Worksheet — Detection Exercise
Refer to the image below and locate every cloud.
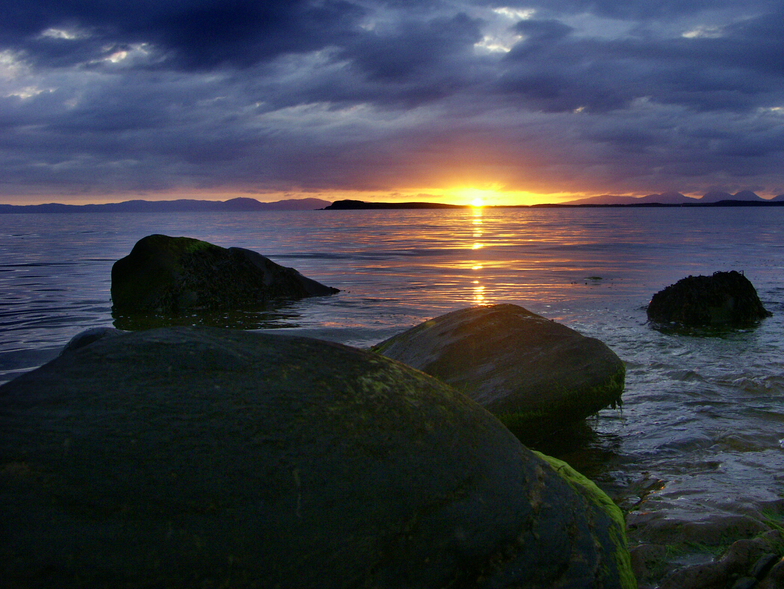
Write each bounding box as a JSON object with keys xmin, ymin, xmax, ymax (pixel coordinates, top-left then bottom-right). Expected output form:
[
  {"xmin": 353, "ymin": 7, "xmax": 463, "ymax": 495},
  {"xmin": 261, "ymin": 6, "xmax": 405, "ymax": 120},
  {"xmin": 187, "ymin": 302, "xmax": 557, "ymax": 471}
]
[
  {"xmin": 0, "ymin": 0, "xmax": 783, "ymax": 202},
  {"xmin": 1, "ymin": 1, "xmax": 370, "ymax": 73}
]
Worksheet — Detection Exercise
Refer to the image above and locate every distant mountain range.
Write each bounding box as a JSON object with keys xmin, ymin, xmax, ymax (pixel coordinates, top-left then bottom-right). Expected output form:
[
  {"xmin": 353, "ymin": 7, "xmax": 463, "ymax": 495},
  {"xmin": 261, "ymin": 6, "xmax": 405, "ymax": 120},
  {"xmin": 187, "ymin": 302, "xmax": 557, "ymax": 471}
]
[
  {"xmin": 0, "ymin": 197, "xmax": 332, "ymax": 214},
  {"xmin": 2, "ymin": 192, "xmax": 783, "ymax": 213},
  {"xmin": 562, "ymin": 190, "xmax": 784, "ymax": 206}
]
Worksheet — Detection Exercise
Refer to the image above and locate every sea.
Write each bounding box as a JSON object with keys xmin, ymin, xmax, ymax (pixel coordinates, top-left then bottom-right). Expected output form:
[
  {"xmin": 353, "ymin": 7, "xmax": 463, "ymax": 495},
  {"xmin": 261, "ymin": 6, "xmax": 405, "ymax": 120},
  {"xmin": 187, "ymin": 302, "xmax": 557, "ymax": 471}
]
[{"xmin": 1, "ymin": 206, "xmax": 783, "ymax": 564}]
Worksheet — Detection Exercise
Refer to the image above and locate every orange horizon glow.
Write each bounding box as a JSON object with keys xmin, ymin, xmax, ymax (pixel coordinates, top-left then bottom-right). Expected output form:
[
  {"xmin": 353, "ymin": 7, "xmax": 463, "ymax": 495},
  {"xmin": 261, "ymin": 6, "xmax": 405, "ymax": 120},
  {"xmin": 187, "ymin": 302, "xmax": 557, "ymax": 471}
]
[
  {"xmin": 0, "ymin": 187, "xmax": 586, "ymax": 207},
  {"xmin": 3, "ymin": 184, "xmax": 758, "ymax": 207}
]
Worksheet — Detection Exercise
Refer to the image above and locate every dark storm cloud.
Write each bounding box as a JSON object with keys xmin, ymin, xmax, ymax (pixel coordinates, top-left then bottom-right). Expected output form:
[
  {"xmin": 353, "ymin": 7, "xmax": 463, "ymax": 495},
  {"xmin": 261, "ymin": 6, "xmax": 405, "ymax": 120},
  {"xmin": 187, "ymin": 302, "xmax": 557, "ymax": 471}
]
[
  {"xmin": 2, "ymin": 0, "xmax": 366, "ymax": 70},
  {"xmin": 498, "ymin": 8, "xmax": 784, "ymax": 114},
  {"xmin": 1, "ymin": 0, "xmax": 783, "ymax": 201},
  {"xmin": 341, "ymin": 13, "xmax": 481, "ymax": 82}
]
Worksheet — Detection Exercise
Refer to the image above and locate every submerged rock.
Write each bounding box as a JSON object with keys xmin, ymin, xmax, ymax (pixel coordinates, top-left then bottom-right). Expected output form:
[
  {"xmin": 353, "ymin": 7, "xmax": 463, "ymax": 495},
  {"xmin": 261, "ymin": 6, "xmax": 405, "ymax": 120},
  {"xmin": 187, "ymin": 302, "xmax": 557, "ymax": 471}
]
[
  {"xmin": 0, "ymin": 326, "xmax": 633, "ymax": 589},
  {"xmin": 373, "ymin": 304, "xmax": 625, "ymax": 438},
  {"xmin": 111, "ymin": 234, "xmax": 338, "ymax": 314},
  {"xmin": 647, "ymin": 271, "xmax": 771, "ymax": 330}
]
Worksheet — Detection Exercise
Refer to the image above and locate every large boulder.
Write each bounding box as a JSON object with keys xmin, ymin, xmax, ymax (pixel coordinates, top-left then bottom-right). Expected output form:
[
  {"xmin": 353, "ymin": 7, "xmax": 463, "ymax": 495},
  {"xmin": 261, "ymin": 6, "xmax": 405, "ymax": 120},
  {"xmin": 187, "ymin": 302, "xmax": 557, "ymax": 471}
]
[
  {"xmin": 373, "ymin": 304, "xmax": 626, "ymax": 437},
  {"xmin": 647, "ymin": 271, "xmax": 771, "ymax": 329},
  {"xmin": 0, "ymin": 327, "xmax": 634, "ymax": 589},
  {"xmin": 111, "ymin": 234, "xmax": 338, "ymax": 314}
]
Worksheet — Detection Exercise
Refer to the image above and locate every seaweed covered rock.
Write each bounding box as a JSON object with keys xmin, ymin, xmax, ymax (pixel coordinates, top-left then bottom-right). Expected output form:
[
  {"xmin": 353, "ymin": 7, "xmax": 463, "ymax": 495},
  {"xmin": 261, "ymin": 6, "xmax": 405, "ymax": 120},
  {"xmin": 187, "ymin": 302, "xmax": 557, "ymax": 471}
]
[
  {"xmin": 111, "ymin": 234, "xmax": 338, "ymax": 314},
  {"xmin": 0, "ymin": 327, "xmax": 634, "ymax": 589},
  {"xmin": 647, "ymin": 271, "xmax": 771, "ymax": 330},
  {"xmin": 374, "ymin": 304, "xmax": 626, "ymax": 437}
]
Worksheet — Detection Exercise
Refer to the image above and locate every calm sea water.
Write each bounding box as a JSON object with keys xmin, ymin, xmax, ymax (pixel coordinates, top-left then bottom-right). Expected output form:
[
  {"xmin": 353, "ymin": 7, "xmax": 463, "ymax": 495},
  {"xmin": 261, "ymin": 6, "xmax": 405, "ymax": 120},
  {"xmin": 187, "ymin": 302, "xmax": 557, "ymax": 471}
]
[{"xmin": 2, "ymin": 206, "xmax": 783, "ymax": 557}]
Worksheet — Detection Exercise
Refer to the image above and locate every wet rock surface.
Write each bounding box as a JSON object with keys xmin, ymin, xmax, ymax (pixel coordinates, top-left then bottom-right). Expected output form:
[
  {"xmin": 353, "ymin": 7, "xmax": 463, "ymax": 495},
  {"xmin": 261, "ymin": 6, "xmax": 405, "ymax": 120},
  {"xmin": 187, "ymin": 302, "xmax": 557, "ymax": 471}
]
[
  {"xmin": 110, "ymin": 234, "xmax": 338, "ymax": 315},
  {"xmin": 626, "ymin": 514, "xmax": 784, "ymax": 589},
  {"xmin": 638, "ymin": 531, "xmax": 784, "ymax": 589},
  {"xmin": 59, "ymin": 326, "xmax": 124, "ymax": 355},
  {"xmin": 0, "ymin": 326, "xmax": 633, "ymax": 589},
  {"xmin": 374, "ymin": 304, "xmax": 626, "ymax": 438},
  {"xmin": 647, "ymin": 271, "xmax": 771, "ymax": 330}
]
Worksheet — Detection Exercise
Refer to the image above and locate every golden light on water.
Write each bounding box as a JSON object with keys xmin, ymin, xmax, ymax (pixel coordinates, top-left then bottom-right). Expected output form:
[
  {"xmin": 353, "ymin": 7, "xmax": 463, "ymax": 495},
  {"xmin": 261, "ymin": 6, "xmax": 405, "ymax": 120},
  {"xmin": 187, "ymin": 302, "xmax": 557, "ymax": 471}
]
[
  {"xmin": 473, "ymin": 282, "xmax": 485, "ymax": 304},
  {"xmin": 468, "ymin": 205, "xmax": 488, "ymax": 305}
]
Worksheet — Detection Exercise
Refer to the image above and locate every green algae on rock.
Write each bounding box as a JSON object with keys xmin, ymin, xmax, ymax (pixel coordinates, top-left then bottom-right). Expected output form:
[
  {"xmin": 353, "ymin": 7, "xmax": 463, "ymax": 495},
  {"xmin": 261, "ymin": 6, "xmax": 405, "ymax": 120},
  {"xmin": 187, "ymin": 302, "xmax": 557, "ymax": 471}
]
[
  {"xmin": 1, "ymin": 326, "xmax": 632, "ymax": 589},
  {"xmin": 534, "ymin": 451, "xmax": 637, "ymax": 589},
  {"xmin": 110, "ymin": 234, "xmax": 338, "ymax": 315},
  {"xmin": 374, "ymin": 304, "xmax": 626, "ymax": 439}
]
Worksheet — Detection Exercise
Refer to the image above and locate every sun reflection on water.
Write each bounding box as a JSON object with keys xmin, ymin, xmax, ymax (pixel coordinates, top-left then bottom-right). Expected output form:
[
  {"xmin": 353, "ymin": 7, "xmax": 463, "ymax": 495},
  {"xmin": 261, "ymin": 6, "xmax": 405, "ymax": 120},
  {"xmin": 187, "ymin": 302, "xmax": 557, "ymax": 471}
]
[
  {"xmin": 473, "ymin": 281, "xmax": 485, "ymax": 304},
  {"xmin": 469, "ymin": 206, "xmax": 488, "ymax": 305}
]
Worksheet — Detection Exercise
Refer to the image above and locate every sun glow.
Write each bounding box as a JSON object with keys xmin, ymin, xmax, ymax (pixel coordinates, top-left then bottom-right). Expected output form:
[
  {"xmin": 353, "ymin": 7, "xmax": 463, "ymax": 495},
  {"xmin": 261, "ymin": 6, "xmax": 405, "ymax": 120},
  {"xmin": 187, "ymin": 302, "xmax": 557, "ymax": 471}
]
[
  {"xmin": 454, "ymin": 187, "xmax": 500, "ymax": 207},
  {"xmin": 439, "ymin": 186, "xmax": 583, "ymax": 207}
]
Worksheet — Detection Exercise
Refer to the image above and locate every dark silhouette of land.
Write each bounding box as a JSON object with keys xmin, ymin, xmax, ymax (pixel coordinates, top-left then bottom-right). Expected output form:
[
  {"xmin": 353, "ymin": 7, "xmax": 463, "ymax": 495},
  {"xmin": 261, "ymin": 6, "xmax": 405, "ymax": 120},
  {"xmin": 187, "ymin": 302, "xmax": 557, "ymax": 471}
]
[
  {"xmin": 557, "ymin": 190, "xmax": 783, "ymax": 206},
  {"xmin": 324, "ymin": 199, "xmax": 465, "ymax": 210},
  {"xmin": 327, "ymin": 191, "xmax": 784, "ymax": 209},
  {"xmin": 3, "ymin": 192, "xmax": 783, "ymax": 213},
  {"xmin": 0, "ymin": 197, "xmax": 330, "ymax": 214}
]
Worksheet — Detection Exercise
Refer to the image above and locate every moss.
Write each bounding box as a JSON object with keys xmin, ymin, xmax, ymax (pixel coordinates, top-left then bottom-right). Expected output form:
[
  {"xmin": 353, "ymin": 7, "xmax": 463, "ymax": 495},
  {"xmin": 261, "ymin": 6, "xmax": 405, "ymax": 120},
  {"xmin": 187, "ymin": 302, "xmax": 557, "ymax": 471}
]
[
  {"xmin": 370, "ymin": 319, "xmax": 437, "ymax": 355},
  {"xmin": 761, "ymin": 509, "xmax": 784, "ymax": 537},
  {"xmin": 143, "ymin": 234, "xmax": 218, "ymax": 256},
  {"xmin": 533, "ymin": 451, "xmax": 637, "ymax": 589}
]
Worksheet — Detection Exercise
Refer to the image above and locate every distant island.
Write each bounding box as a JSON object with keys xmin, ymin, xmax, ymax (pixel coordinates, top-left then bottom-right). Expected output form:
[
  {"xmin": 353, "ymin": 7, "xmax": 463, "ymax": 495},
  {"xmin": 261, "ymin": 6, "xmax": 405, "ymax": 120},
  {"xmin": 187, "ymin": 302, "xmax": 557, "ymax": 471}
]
[
  {"xmin": 324, "ymin": 199, "xmax": 466, "ymax": 210},
  {"xmin": 0, "ymin": 197, "xmax": 331, "ymax": 214},
  {"xmin": 2, "ymin": 191, "xmax": 784, "ymax": 213}
]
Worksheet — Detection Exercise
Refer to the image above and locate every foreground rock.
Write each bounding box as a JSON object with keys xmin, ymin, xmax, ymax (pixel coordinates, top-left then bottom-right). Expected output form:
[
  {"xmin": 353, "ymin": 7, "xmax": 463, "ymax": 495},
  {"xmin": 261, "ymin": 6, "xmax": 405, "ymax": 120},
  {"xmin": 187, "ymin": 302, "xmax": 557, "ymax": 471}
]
[
  {"xmin": 0, "ymin": 327, "xmax": 634, "ymax": 589},
  {"xmin": 374, "ymin": 304, "xmax": 625, "ymax": 437},
  {"xmin": 647, "ymin": 271, "xmax": 771, "ymax": 330},
  {"xmin": 111, "ymin": 234, "xmax": 338, "ymax": 314}
]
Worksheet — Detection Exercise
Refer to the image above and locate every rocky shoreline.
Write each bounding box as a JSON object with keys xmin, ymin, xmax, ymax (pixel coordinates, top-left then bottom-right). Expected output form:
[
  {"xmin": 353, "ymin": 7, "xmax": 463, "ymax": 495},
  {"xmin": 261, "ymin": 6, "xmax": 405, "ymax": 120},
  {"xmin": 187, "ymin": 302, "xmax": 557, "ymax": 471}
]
[
  {"xmin": 1, "ymin": 235, "xmax": 780, "ymax": 588},
  {"xmin": 1, "ymin": 326, "xmax": 634, "ymax": 588}
]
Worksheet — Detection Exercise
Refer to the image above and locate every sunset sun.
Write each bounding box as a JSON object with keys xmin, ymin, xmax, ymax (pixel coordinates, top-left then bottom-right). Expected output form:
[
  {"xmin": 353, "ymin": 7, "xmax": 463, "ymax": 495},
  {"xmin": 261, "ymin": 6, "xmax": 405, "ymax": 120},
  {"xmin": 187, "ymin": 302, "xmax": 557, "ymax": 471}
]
[{"xmin": 455, "ymin": 187, "xmax": 499, "ymax": 207}]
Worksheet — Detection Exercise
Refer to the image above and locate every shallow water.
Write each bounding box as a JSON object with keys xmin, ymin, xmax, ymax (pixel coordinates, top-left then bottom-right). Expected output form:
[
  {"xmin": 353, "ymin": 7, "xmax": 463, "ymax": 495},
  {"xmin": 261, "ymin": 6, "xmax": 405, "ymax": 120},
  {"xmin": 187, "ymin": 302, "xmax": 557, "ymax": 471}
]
[{"xmin": 1, "ymin": 206, "xmax": 783, "ymax": 563}]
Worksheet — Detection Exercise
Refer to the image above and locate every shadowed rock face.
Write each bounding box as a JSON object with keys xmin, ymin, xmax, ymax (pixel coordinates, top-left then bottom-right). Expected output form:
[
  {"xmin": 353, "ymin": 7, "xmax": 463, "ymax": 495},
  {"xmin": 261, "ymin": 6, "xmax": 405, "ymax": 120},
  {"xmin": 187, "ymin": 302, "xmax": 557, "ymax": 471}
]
[
  {"xmin": 374, "ymin": 304, "xmax": 626, "ymax": 438},
  {"xmin": 110, "ymin": 234, "xmax": 338, "ymax": 314},
  {"xmin": 0, "ymin": 327, "xmax": 633, "ymax": 589},
  {"xmin": 647, "ymin": 271, "xmax": 771, "ymax": 330}
]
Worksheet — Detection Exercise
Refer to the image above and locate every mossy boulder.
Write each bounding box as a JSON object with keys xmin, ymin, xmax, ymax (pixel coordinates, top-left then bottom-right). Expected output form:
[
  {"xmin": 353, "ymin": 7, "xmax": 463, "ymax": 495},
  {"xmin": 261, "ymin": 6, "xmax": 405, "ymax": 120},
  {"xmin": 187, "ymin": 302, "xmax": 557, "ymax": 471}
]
[
  {"xmin": 0, "ymin": 326, "xmax": 633, "ymax": 589},
  {"xmin": 110, "ymin": 234, "xmax": 338, "ymax": 314},
  {"xmin": 647, "ymin": 271, "xmax": 771, "ymax": 330},
  {"xmin": 373, "ymin": 304, "xmax": 626, "ymax": 438}
]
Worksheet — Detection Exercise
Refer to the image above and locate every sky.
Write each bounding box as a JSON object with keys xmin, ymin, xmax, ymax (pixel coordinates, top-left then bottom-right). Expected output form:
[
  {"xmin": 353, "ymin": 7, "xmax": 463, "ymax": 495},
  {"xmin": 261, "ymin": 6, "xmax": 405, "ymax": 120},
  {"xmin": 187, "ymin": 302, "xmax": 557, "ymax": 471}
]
[{"xmin": 1, "ymin": 0, "xmax": 783, "ymax": 206}]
